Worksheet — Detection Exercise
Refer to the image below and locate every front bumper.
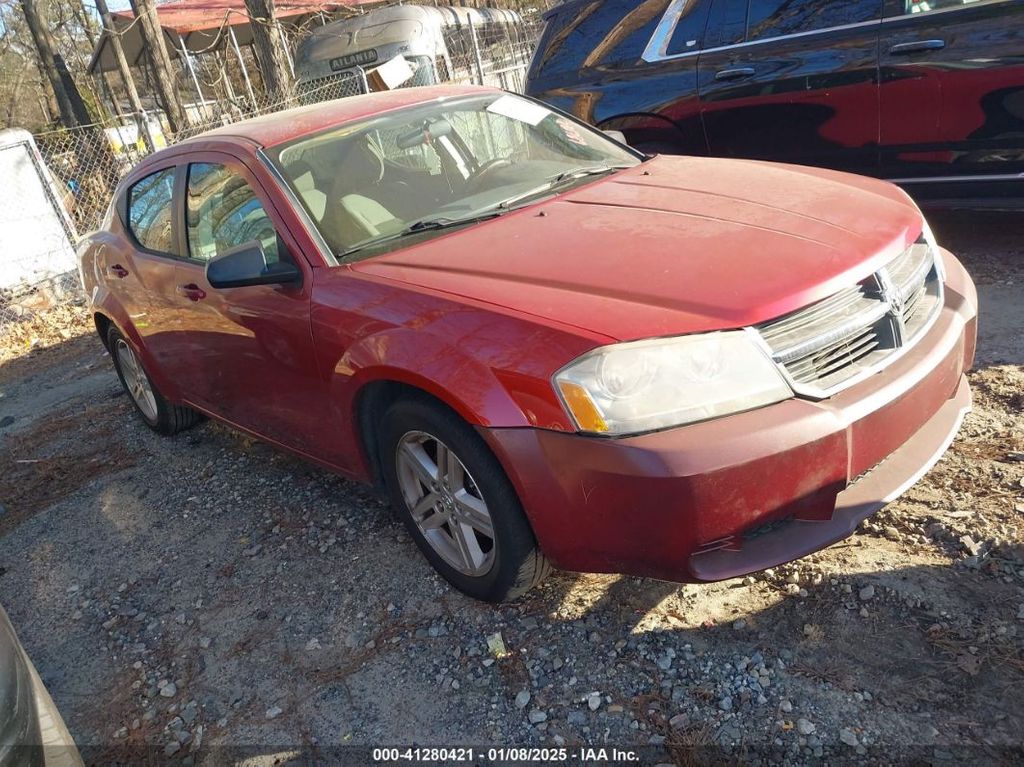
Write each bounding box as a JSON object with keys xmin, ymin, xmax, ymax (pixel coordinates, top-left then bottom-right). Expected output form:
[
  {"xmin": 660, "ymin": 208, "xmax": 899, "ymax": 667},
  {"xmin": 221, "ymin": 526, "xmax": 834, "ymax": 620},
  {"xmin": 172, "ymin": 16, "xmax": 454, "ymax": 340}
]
[{"xmin": 482, "ymin": 250, "xmax": 978, "ymax": 582}]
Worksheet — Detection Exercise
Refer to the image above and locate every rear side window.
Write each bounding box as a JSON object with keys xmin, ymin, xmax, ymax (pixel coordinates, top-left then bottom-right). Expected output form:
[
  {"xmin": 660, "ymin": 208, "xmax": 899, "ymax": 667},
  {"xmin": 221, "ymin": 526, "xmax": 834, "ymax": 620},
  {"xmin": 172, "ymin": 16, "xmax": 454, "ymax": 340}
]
[
  {"xmin": 664, "ymin": 0, "xmax": 714, "ymax": 56},
  {"xmin": 530, "ymin": 0, "xmax": 674, "ymax": 80},
  {"xmin": 747, "ymin": 0, "xmax": 882, "ymax": 41},
  {"xmin": 127, "ymin": 168, "xmax": 176, "ymax": 254}
]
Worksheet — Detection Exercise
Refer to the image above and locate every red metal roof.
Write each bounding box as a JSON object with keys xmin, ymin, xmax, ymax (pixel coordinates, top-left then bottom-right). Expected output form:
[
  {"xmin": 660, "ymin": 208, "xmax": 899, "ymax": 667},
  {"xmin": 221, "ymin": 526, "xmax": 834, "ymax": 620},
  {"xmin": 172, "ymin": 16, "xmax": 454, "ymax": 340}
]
[{"xmin": 111, "ymin": 0, "xmax": 377, "ymax": 36}]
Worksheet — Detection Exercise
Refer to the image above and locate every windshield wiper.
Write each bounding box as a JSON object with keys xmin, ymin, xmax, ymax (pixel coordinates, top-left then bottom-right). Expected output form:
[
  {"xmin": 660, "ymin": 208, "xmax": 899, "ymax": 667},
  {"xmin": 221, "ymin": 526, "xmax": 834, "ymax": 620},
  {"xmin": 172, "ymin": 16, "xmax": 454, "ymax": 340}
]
[
  {"xmin": 337, "ymin": 166, "xmax": 633, "ymax": 258},
  {"xmin": 549, "ymin": 164, "xmax": 631, "ymax": 185},
  {"xmin": 338, "ymin": 211, "xmax": 504, "ymax": 259},
  {"xmin": 492, "ymin": 164, "xmax": 632, "ymax": 210}
]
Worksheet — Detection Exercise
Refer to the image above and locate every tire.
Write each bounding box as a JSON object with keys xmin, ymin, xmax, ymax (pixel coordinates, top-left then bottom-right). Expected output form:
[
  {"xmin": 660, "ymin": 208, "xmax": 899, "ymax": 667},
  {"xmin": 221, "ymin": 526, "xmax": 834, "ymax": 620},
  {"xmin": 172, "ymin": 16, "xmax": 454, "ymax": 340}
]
[
  {"xmin": 107, "ymin": 326, "xmax": 203, "ymax": 436},
  {"xmin": 379, "ymin": 396, "xmax": 551, "ymax": 602}
]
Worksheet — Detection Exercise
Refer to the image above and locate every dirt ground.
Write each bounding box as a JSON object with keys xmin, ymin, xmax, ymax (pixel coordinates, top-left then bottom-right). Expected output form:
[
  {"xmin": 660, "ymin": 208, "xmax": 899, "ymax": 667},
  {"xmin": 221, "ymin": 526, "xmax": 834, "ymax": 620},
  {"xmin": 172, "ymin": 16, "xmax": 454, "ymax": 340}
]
[{"xmin": 0, "ymin": 210, "xmax": 1022, "ymax": 764}]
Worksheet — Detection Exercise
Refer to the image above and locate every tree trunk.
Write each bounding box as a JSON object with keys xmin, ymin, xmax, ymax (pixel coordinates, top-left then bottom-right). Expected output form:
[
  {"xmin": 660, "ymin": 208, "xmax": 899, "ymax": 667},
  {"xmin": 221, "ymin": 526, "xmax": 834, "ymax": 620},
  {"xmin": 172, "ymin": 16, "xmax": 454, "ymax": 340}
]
[
  {"xmin": 244, "ymin": 0, "xmax": 294, "ymax": 104},
  {"xmin": 73, "ymin": 0, "xmax": 99, "ymax": 47},
  {"xmin": 128, "ymin": 0, "xmax": 188, "ymax": 133},
  {"xmin": 95, "ymin": 0, "xmax": 153, "ymax": 150},
  {"xmin": 19, "ymin": 0, "xmax": 79, "ymax": 127},
  {"xmin": 55, "ymin": 54, "xmax": 93, "ymax": 124}
]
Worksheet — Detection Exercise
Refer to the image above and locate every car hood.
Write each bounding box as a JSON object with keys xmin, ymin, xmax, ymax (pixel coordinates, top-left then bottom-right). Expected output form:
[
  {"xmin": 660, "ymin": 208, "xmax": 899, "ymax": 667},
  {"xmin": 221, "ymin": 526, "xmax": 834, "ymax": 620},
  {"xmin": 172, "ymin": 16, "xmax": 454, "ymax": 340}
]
[{"xmin": 352, "ymin": 156, "xmax": 924, "ymax": 341}]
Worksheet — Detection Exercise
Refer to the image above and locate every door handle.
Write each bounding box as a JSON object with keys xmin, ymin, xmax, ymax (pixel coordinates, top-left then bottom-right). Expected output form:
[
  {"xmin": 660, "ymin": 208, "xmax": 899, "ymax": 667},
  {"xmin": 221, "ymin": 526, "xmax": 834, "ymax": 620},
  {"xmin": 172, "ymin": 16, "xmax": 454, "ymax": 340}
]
[
  {"xmin": 108, "ymin": 264, "xmax": 129, "ymax": 279},
  {"xmin": 714, "ymin": 67, "xmax": 755, "ymax": 81},
  {"xmin": 176, "ymin": 283, "xmax": 207, "ymax": 302},
  {"xmin": 889, "ymin": 39, "xmax": 945, "ymax": 55}
]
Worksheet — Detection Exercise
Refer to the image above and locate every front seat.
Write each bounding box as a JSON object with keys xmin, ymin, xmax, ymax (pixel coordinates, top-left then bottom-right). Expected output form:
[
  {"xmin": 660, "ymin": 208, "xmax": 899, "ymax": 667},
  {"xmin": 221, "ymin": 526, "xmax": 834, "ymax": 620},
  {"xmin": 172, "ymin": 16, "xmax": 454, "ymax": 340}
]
[
  {"xmin": 285, "ymin": 160, "xmax": 327, "ymax": 223},
  {"xmin": 325, "ymin": 140, "xmax": 403, "ymax": 250}
]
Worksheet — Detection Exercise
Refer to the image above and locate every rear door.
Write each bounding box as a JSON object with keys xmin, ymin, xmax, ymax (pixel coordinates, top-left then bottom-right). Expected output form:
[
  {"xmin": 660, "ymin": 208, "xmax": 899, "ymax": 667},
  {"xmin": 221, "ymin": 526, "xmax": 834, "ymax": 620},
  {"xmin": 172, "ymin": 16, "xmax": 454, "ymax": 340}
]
[
  {"xmin": 879, "ymin": 0, "xmax": 1024, "ymax": 181},
  {"xmin": 172, "ymin": 154, "xmax": 344, "ymax": 462},
  {"xmin": 117, "ymin": 165, "xmax": 191, "ymax": 386},
  {"xmin": 697, "ymin": 0, "xmax": 883, "ymax": 174}
]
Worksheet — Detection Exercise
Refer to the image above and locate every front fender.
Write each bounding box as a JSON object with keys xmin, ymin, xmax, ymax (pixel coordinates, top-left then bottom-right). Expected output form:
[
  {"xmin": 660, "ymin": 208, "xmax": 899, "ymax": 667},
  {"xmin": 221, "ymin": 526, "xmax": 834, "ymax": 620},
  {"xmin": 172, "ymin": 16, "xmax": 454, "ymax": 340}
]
[{"xmin": 334, "ymin": 326, "xmax": 535, "ymax": 429}]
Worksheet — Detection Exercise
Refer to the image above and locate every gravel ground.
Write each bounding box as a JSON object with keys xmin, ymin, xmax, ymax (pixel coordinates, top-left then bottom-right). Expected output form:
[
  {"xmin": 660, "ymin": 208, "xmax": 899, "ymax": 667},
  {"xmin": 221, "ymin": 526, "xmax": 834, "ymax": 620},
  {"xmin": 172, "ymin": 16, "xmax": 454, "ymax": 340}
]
[{"xmin": 0, "ymin": 210, "xmax": 1022, "ymax": 765}]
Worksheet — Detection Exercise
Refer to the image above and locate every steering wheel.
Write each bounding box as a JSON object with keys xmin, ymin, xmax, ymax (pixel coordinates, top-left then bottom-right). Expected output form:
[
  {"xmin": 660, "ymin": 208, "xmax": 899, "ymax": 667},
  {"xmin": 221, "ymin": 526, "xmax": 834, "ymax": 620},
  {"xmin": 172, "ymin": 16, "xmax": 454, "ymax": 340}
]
[{"xmin": 466, "ymin": 158, "xmax": 513, "ymax": 193}]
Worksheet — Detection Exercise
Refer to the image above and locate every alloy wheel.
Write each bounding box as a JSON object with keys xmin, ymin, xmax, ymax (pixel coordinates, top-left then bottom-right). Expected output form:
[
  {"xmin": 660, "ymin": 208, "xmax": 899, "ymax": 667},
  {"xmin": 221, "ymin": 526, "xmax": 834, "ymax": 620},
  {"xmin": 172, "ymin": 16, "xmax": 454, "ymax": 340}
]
[
  {"xmin": 395, "ymin": 430, "xmax": 496, "ymax": 576},
  {"xmin": 115, "ymin": 338, "xmax": 158, "ymax": 421}
]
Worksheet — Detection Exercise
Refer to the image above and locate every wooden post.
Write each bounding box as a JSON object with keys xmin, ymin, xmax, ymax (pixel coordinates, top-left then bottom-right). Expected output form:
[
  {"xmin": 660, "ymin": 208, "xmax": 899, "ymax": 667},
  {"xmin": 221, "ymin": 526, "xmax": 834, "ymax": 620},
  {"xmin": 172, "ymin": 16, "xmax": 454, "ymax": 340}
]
[
  {"xmin": 129, "ymin": 0, "xmax": 188, "ymax": 133},
  {"xmin": 95, "ymin": 0, "xmax": 154, "ymax": 152}
]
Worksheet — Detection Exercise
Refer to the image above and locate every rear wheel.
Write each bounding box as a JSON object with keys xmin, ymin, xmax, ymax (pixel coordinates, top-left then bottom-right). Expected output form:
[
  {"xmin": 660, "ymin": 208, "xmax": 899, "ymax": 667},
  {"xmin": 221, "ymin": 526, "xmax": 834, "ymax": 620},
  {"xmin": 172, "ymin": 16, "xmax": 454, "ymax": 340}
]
[
  {"xmin": 379, "ymin": 397, "xmax": 550, "ymax": 602},
  {"xmin": 107, "ymin": 326, "xmax": 202, "ymax": 435}
]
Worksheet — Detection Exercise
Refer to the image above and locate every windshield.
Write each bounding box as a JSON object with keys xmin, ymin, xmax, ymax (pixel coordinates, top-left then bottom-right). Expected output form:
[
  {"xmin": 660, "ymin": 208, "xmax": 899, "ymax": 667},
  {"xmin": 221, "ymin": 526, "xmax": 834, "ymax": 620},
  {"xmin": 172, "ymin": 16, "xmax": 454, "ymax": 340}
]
[{"xmin": 265, "ymin": 93, "xmax": 640, "ymax": 260}]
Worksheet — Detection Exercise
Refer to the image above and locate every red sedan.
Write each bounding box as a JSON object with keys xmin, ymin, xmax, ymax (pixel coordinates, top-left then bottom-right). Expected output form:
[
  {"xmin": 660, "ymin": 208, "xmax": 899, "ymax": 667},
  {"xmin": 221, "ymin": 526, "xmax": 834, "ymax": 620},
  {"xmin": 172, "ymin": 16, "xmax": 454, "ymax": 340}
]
[{"xmin": 78, "ymin": 85, "xmax": 977, "ymax": 602}]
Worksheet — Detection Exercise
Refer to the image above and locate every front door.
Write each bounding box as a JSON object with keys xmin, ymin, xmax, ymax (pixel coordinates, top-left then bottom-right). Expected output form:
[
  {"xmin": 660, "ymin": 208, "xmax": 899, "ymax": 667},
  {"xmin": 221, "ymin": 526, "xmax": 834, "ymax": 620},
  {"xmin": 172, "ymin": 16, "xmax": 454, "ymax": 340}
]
[
  {"xmin": 171, "ymin": 153, "xmax": 343, "ymax": 463},
  {"xmin": 697, "ymin": 0, "xmax": 883, "ymax": 175},
  {"xmin": 879, "ymin": 0, "xmax": 1024, "ymax": 181}
]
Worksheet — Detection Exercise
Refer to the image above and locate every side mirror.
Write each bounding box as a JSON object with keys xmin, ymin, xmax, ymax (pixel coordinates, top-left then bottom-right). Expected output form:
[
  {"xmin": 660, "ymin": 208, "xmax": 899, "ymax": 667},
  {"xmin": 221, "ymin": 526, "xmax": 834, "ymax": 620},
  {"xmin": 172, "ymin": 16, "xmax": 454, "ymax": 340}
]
[
  {"xmin": 206, "ymin": 241, "xmax": 300, "ymax": 289},
  {"xmin": 602, "ymin": 129, "xmax": 629, "ymax": 146}
]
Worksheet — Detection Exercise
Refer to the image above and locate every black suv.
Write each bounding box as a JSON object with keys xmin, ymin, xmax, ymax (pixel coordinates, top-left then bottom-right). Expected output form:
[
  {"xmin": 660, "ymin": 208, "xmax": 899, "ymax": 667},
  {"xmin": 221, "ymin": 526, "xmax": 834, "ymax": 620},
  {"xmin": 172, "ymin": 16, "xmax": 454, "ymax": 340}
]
[{"xmin": 525, "ymin": 0, "xmax": 1024, "ymax": 206}]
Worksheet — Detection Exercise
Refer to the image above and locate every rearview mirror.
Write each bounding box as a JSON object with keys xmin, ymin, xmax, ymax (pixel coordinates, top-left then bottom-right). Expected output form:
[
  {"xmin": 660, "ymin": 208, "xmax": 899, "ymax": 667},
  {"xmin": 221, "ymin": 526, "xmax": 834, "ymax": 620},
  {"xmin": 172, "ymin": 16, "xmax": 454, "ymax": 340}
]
[
  {"xmin": 396, "ymin": 118, "xmax": 453, "ymax": 150},
  {"xmin": 206, "ymin": 241, "xmax": 300, "ymax": 289},
  {"xmin": 602, "ymin": 129, "xmax": 629, "ymax": 146}
]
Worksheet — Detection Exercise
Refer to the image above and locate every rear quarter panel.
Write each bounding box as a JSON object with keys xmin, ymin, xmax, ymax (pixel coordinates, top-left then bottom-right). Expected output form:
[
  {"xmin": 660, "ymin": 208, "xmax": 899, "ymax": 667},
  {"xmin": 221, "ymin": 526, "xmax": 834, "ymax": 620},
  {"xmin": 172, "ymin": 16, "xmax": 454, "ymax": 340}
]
[{"xmin": 77, "ymin": 217, "xmax": 184, "ymax": 402}]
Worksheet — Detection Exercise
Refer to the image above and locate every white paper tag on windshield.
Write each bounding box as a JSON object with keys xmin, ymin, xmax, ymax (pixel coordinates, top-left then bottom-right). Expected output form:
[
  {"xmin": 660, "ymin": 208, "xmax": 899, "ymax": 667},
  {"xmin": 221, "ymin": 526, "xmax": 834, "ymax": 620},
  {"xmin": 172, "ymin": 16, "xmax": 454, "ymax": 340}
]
[{"xmin": 486, "ymin": 94, "xmax": 550, "ymax": 126}]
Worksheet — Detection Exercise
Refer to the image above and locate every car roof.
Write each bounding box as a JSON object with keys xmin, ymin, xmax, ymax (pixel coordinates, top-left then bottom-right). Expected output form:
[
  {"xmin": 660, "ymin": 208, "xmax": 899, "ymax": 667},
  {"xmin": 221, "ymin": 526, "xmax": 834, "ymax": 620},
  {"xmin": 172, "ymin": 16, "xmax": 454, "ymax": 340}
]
[{"xmin": 182, "ymin": 84, "xmax": 501, "ymax": 149}]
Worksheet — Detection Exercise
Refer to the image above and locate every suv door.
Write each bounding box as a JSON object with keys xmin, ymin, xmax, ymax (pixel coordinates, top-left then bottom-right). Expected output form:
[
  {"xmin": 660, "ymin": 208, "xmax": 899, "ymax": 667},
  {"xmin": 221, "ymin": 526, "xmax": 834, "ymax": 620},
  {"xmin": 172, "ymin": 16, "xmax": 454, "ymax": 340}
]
[
  {"xmin": 879, "ymin": 0, "xmax": 1024, "ymax": 183},
  {"xmin": 174, "ymin": 154, "xmax": 343, "ymax": 461},
  {"xmin": 697, "ymin": 0, "xmax": 883, "ymax": 174}
]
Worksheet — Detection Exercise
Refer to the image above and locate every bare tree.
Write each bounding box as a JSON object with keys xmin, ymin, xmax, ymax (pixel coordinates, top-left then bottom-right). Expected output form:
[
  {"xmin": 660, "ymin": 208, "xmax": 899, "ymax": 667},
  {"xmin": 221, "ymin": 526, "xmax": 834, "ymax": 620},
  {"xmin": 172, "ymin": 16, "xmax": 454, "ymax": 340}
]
[
  {"xmin": 244, "ymin": 0, "xmax": 293, "ymax": 103},
  {"xmin": 128, "ymin": 0, "xmax": 187, "ymax": 133},
  {"xmin": 18, "ymin": 0, "xmax": 81, "ymax": 126}
]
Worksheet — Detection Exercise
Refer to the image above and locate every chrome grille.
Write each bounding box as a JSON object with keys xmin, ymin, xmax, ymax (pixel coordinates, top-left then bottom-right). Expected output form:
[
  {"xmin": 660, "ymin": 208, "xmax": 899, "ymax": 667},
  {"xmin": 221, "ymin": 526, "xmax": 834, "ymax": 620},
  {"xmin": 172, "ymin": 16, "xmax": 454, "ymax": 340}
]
[{"xmin": 755, "ymin": 238, "xmax": 943, "ymax": 397}]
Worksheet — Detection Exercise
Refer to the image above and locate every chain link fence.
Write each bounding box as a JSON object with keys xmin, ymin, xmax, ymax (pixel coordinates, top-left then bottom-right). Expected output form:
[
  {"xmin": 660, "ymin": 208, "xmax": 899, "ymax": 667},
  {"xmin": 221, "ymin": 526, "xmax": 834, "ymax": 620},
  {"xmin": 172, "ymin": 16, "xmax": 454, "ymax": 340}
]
[{"xmin": 1, "ymin": 19, "xmax": 542, "ymax": 344}]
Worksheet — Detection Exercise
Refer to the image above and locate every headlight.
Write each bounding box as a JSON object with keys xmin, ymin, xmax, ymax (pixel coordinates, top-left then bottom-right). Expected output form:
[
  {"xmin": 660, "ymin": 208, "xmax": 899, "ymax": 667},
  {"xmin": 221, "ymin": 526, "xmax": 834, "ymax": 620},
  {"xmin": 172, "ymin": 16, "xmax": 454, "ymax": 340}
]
[
  {"xmin": 554, "ymin": 331, "xmax": 793, "ymax": 436},
  {"xmin": 920, "ymin": 218, "xmax": 945, "ymax": 280}
]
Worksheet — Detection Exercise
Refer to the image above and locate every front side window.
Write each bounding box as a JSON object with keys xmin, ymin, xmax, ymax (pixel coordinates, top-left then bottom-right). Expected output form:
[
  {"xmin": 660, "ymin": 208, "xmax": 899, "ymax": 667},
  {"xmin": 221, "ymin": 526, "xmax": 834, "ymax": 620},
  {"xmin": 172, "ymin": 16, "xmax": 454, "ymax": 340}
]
[
  {"xmin": 186, "ymin": 163, "xmax": 279, "ymax": 263},
  {"xmin": 267, "ymin": 93, "xmax": 640, "ymax": 260},
  {"xmin": 127, "ymin": 168, "xmax": 176, "ymax": 254},
  {"xmin": 747, "ymin": 0, "xmax": 882, "ymax": 41}
]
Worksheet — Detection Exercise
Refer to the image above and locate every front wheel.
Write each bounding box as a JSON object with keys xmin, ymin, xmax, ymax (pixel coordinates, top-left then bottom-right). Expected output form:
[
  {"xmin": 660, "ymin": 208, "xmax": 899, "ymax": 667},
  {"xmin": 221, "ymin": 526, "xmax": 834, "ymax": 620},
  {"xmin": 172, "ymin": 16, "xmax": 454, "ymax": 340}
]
[
  {"xmin": 107, "ymin": 326, "xmax": 202, "ymax": 435},
  {"xmin": 379, "ymin": 397, "xmax": 550, "ymax": 602}
]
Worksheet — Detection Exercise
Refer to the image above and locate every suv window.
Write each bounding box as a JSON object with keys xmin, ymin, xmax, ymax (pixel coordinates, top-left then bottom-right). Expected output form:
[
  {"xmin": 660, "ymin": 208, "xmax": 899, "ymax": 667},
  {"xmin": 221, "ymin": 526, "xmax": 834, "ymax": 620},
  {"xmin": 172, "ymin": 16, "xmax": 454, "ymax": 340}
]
[
  {"xmin": 704, "ymin": 0, "xmax": 747, "ymax": 48},
  {"xmin": 664, "ymin": 0, "xmax": 714, "ymax": 56},
  {"xmin": 902, "ymin": 0, "xmax": 984, "ymax": 13},
  {"xmin": 531, "ymin": 0, "xmax": 674, "ymax": 78},
  {"xmin": 186, "ymin": 163, "xmax": 279, "ymax": 263},
  {"xmin": 747, "ymin": 0, "xmax": 882, "ymax": 41},
  {"xmin": 127, "ymin": 168, "xmax": 176, "ymax": 254}
]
